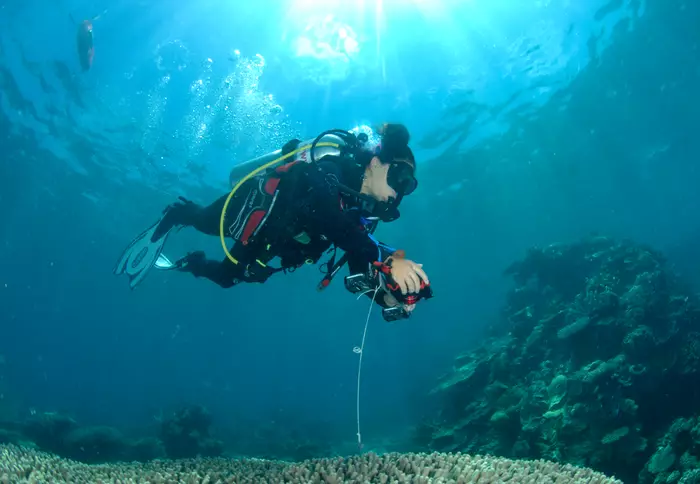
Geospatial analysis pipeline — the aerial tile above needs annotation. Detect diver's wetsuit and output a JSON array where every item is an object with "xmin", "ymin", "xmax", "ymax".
[{"xmin": 156, "ymin": 152, "xmax": 396, "ymax": 297}]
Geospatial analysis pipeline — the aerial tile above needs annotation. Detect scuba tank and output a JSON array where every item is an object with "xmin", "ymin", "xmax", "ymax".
[{"xmin": 228, "ymin": 125, "xmax": 380, "ymax": 187}]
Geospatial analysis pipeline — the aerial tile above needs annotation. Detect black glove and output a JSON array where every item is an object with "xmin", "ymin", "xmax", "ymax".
[
  {"xmin": 175, "ymin": 251, "xmax": 207, "ymax": 272},
  {"xmin": 163, "ymin": 196, "xmax": 196, "ymax": 214},
  {"xmin": 282, "ymin": 139, "xmax": 302, "ymax": 156}
]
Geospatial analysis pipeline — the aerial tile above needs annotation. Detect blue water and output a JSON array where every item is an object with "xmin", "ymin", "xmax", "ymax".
[{"xmin": 1, "ymin": 0, "xmax": 698, "ymax": 458}]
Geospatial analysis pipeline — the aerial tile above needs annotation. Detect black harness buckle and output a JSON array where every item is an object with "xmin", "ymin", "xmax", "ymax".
[{"xmin": 344, "ymin": 272, "xmax": 379, "ymax": 294}]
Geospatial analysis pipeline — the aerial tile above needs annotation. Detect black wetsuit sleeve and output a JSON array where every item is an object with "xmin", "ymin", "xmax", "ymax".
[
  {"xmin": 346, "ymin": 239, "xmax": 396, "ymax": 274},
  {"xmin": 347, "ymin": 238, "xmax": 397, "ymax": 308},
  {"xmin": 303, "ymin": 157, "xmax": 382, "ymax": 266}
]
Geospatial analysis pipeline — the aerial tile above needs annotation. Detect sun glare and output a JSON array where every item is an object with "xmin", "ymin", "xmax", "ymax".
[
  {"xmin": 279, "ymin": 0, "xmax": 463, "ymax": 85},
  {"xmin": 286, "ymin": 0, "xmax": 454, "ymax": 23}
]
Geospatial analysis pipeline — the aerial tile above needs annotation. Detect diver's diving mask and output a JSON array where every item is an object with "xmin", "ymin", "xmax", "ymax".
[
  {"xmin": 387, "ymin": 159, "xmax": 417, "ymax": 196},
  {"xmin": 354, "ymin": 158, "xmax": 416, "ymax": 222}
]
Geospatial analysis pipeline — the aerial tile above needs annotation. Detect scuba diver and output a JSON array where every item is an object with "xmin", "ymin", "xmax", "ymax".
[
  {"xmin": 70, "ymin": 10, "xmax": 106, "ymax": 71},
  {"xmin": 114, "ymin": 123, "xmax": 433, "ymax": 321}
]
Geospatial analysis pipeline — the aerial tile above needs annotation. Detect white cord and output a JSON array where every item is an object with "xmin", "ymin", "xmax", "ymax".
[{"xmin": 353, "ymin": 286, "xmax": 380, "ymax": 451}]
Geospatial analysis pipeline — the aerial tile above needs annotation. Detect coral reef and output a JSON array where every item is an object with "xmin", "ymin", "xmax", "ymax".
[
  {"xmin": 21, "ymin": 412, "xmax": 78, "ymax": 455},
  {"xmin": 19, "ymin": 411, "xmax": 167, "ymax": 463},
  {"xmin": 227, "ymin": 417, "xmax": 335, "ymax": 461},
  {"xmin": 0, "ymin": 443, "xmax": 621, "ymax": 483},
  {"xmin": 0, "ymin": 358, "xmax": 21, "ymax": 423},
  {"xmin": 61, "ymin": 425, "xmax": 131, "ymax": 463},
  {"xmin": 639, "ymin": 416, "xmax": 700, "ymax": 484},
  {"xmin": 0, "ymin": 409, "xmax": 173, "ymax": 464},
  {"xmin": 0, "ymin": 405, "xmax": 337, "ymax": 464},
  {"xmin": 159, "ymin": 405, "xmax": 224, "ymax": 459},
  {"xmin": 415, "ymin": 236, "xmax": 700, "ymax": 482}
]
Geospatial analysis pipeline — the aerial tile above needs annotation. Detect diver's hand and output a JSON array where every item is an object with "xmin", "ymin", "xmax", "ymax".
[{"xmin": 387, "ymin": 258, "xmax": 429, "ymax": 295}]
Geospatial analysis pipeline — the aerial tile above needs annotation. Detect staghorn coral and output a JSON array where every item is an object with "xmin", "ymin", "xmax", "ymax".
[{"xmin": 0, "ymin": 443, "xmax": 622, "ymax": 484}]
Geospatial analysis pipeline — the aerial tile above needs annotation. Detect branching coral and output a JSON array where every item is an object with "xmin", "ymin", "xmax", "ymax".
[{"xmin": 0, "ymin": 444, "xmax": 622, "ymax": 484}]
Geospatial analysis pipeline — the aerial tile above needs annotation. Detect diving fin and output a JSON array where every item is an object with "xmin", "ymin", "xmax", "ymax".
[
  {"xmin": 155, "ymin": 254, "xmax": 177, "ymax": 270},
  {"xmin": 155, "ymin": 251, "xmax": 205, "ymax": 273},
  {"xmin": 113, "ymin": 218, "xmax": 175, "ymax": 289}
]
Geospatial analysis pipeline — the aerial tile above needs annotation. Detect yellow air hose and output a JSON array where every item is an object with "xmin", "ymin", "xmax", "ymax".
[{"xmin": 219, "ymin": 142, "xmax": 340, "ymax": 265}]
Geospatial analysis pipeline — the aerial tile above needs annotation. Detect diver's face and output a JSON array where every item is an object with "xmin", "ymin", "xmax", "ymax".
[
  {"xmin": 364, "ymin": 157, "xmax": 396, "ymax": 202},
  {"xmin": 363, "ymin": 156, "xmax": 418, "ymax": 202}
]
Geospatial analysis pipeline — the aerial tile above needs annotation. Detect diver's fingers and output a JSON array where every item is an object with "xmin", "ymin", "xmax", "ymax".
[
  {"xmin": 397, "ymin": 277, "xmax": 408, "ymax": 295},
  {"xmin": 404, "ymin": 274, "xmax": 415, "ymax": 294},
  {"xmin": 414, "ymin": 264, "xmax": 430, "ymax": 284}
]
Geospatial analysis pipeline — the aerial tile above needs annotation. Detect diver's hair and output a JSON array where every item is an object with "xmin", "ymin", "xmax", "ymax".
[
  {"xmin": 378, "ymin": 123, "xmax": 410, "ymax": 147},
  {"xmin": 377, "ymin": 123, "xmax": 415, "ymax": 169}
]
